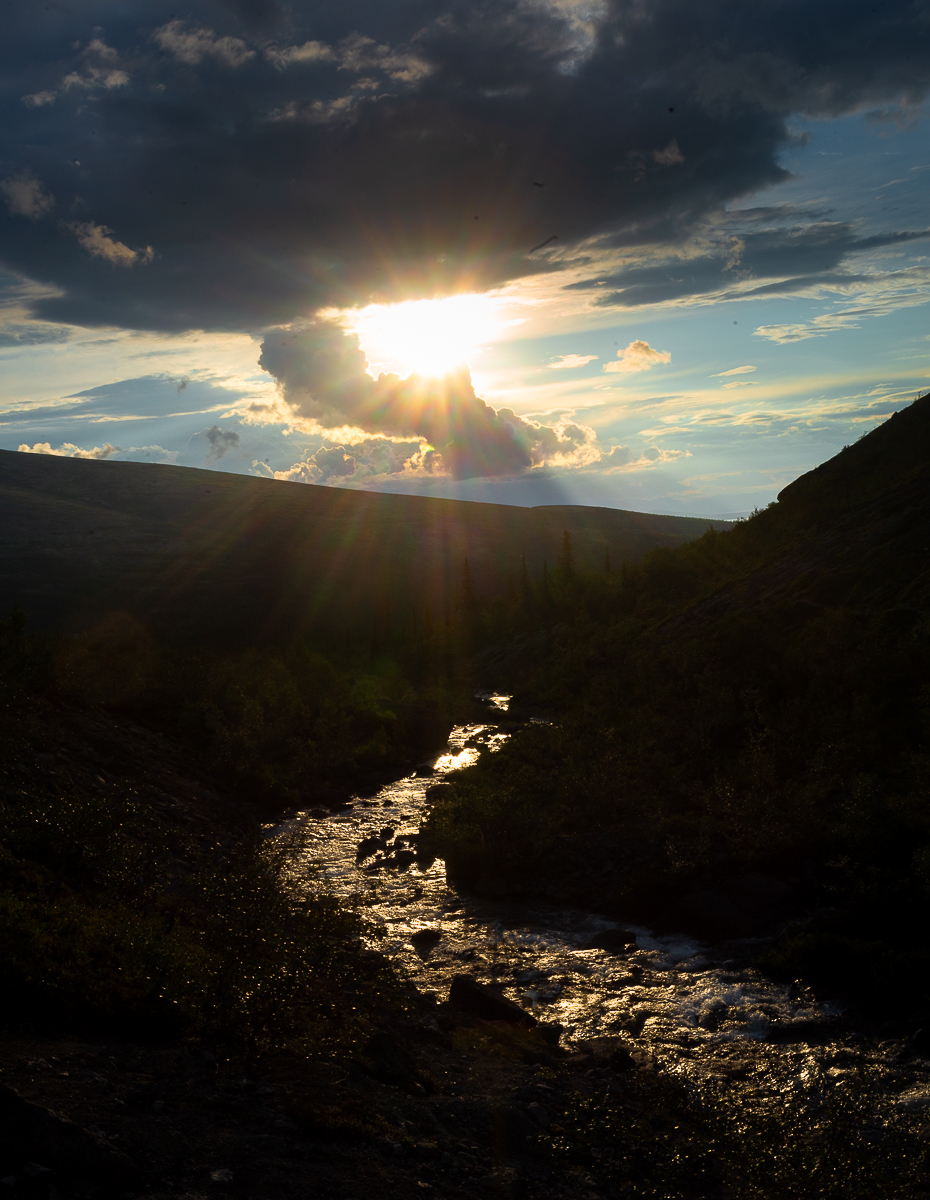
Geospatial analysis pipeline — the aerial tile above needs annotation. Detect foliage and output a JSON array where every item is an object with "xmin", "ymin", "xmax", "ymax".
[
  {"xmin": 2, "ymin": 610, "xmax": 471, "ymax": 806},
  {"xmin": 423, "ymin": 399, "xmax": 930, "ymax": 1015},
  {"xmin": 539, "ymin": 1065, "xmax": 930, "ymax": 1199},
  {"xmin": 0, "ymin": 772, "xmax": 400, "ymax": 1046},
  {"xmin": 0, "ymin": 612, "xmax": 404, "ymax": 1047}
]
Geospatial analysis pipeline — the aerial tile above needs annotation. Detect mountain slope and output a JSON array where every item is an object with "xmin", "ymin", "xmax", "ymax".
[
  {"xmin": 0, "ymin": 450, "xmax": 726, "ymax": 644},
  {"xmin": 421, "ymin": 393, "xmax": 930, "ymax": 1016}
]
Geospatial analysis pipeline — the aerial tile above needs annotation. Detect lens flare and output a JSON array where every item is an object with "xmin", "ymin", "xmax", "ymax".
[{"xmin": 347, "ymin": 294, "xmax": 502, "ymax": 379}]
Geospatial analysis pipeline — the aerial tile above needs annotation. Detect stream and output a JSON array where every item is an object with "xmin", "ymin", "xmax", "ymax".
[{"xmin": 281, "ymin": 695, "xmax": 930, "ymax": 1121}]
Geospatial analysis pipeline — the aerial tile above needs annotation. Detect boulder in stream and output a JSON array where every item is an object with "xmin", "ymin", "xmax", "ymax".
[{"xmin": 449, "ymin": 975, "xmax": 537, "ymax": 1027}]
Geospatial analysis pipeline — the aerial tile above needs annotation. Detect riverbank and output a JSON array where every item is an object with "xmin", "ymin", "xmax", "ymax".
[{"xmin": 2, "ymin": 697, "xmax": 929, "ymax": 1198}]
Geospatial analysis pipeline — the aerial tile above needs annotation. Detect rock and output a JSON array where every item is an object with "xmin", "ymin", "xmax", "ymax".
[
  {"xmin": 387, "ymin": 849, "xmax": 418, "ymax": 868},
  {"xmin": 448, "ymin": 975, "xmax": 537, "ymax": 1027},
  {"xmin": 411, "ymin": 928, "xmax": 443, "ymax": 946},
  {"xmin": 582, "ymin": 928, "xmax": 637, "ymax": 952},
  {"xmin": 22, "ymin": 1164, "xmax": 53, "ymax": 1179},
  {"xmin": 538, "ymin": 1022, "xmax": 564, "ymax": 1046},
  {"xmin": 608, "ymin": 1046, "xmax": 636, "ymax": 1072},
  {"xmin": 0, "ymin": 1084, "xmax": 136, "ymax": 1192},
  {"xmin": 573, "ymin": 1036, "xmax": 635, "ymax": 1072},
  {"xmin": 356, "ymin": 834, "xmax": 385, "ymax": 860}
]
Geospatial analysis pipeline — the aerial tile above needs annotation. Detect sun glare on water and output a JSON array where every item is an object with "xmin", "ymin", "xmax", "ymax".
[{"xmin": 348, "ymin": 294, "xmax": 504, "ymax": 380}]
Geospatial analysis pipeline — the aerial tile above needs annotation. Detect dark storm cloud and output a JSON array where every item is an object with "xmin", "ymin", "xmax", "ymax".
[
  {"xmin": 567, "ymin": 223, "xmax": 930, "ymax": 307},
  {"xmin": 0, "ymin": 0, "xmax": 927, "ymax": 333}
]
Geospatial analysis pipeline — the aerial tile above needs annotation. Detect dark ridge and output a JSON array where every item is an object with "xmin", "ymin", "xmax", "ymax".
[
  {"xmin": 0, "ymin": 449, "xmax": 727, "ymax": 645},
  {"xmin": 775, "ymin": 391, "xmax": 930, "ymax": 531}
]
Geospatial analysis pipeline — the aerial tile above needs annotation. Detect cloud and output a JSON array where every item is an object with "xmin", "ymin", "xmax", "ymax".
[
  {"xmin": 18, "ymin": 441, "xmax": 121, "ymax": 459},
  {"xmin": 258, "ymin": 319, "xmax": 606, "ymax": 479},
  {"xmin": 61, "ymin": 67, "xmax": 129, "ymax": 91},
  {"xmin": 600, "ymin": 443, "xmax": 690, "ymax": 472},
  {"xmin": 603, "ymin": 340, "xmax": 672, "ymax": 374},
  {"xmin": 652, "ymin": 140, "xmax": 685, "ymax": 167},
  {"xmin": 548, "ymin": 354, "xmax": 599, "ymax": 369},
  {"xmin": 153, "ymin": 20, "xmax": 254, "ymax": 68},
  {"xmin": 1, "ymin": 171, "xmax": 54, "ymax": 219},
  {"xmin": 69, "ymin": 223, "xmax": 154, "ymax": 267},
  {"xmin": 201, "ymin": 425, "xmax": 241, "ymax": 461},
  {"xmin": 21, "ymin": 91, "xmax": 56, "ymax": 107},
  {"xmin": 259, "ymin": 319, "xmax": 536, "ymax": 478},
  {"xmin": 569, "ymin": 222, "xmax": 930, "ymax": 309},
  {"xmin": 713, "ymin": 365, "xmax": 757, "ymax": 376},
  {"xmin": 753, "ymin": 271, "xmax": 930, "ymax": 341},
  {"xmin": 0, "ymin": 2, "xmax": 926, "ymax": 332},
  {"xmin": 266, "ymin": 41, "xmax": 335, "ymax": 69}
]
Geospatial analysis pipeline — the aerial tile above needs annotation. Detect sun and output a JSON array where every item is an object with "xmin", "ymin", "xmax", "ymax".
[{"xmin": 347, "ymin": 294, "xmax": 502, "ymax": 379}]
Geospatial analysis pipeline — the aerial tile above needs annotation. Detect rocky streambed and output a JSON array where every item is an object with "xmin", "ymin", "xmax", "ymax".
[{"xmin": 281, "ymin": 696, "xmax": 930, "ymax": 1134}]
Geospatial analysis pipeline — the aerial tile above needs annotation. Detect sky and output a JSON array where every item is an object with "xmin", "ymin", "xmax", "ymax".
[{"xmin": 1, "ymin": 1, "xmax": 929, "ymax": 518}]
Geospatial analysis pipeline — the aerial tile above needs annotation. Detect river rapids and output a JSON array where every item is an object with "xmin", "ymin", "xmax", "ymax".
[{"xmin": 279, "ymin": 696, "xmax": 930, "ymax": 1123}]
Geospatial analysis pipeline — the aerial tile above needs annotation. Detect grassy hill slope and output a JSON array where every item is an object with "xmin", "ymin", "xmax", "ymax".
[{"xmin": 0, "ymin": 450, "xmax": 725, "ymax": 646}]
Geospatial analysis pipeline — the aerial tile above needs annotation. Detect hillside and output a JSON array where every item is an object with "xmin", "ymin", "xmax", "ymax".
[
  {"xmin": 0, "ymin": 450, "xmax": 726, "ymax": 646},
  {"xmin": 422, "ymin": 393, "xmax": 930, "ymax": 1018}
]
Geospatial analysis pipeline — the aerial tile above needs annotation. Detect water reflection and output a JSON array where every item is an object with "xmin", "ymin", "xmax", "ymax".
[{"xmin": 280, "ymin": 707, "xmax": 930, "ymax": 1116}]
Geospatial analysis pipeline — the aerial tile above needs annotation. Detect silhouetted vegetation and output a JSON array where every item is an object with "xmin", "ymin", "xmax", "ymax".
[
  {"xmin": 0, "ymin": 613, "xmax": 417, "ymax": 1046},
  {"xmin": 424, "ymin": 393, "xmax": 930, "ymax": 1018},
  {"xmin": 539, "ymin": 1064, "xmax": 930, "ymax": 1199}
]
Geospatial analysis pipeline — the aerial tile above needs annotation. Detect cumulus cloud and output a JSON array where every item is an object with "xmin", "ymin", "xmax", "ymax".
[
  {"xmin": 0, "ymin": 1, "xmax": 926, "ymax": 333},
  {"xmin": 17, "ymin": 440, "xmax": 177, "ymax": 462},
  {"xmin": 1, "ymin": 171, "xmax": 54, "ymax": 219},
  {"xmin": 548, "ymin": 354, "xmax": 599, "ymax": 369},
  {"xmin": 258, "ymin": 319, "xmax": 604, "ymax": 480},
  {"xmin": 18, "ymin": 441, "xmax": 121, "ymax": 459},
  {"xmin": 603, "ymin": 340, "xmax": 672, "ymax": 373},
  {"xmin": 70, "ymin": 223, "xmax": 154, "ymax": 267}
]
